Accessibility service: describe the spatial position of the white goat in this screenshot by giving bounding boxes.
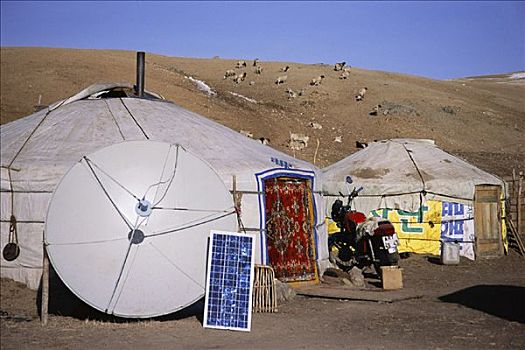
[280,65,290,72]
[224,69,236,79]
[233,72,247,84]
[240,130,254,138]
[289,133,309,150]
[310,75,325,86]
[236,60,247,68]
[308,122,322,129]
[275,75,288,85]
[259,137,270,145]
[369,104,382,115]
[339,68,351,79]
[255,65,263,74]
[286,88,303,99]
[334,61,346,71]
[355,87,368,101]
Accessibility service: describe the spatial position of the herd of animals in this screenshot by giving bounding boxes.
[221,58,377,150]
[223,58,367,102]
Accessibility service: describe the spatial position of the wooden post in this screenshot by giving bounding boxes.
[41,245,49,326]
[313,139,320,165]
[512,169,517,228]
[232,175,241,233]
[518,173,523,235]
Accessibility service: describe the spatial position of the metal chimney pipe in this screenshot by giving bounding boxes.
[136,51,145,98]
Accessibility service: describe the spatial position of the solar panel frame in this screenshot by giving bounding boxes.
[203,230,256,332]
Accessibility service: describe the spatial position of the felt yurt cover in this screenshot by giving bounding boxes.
[1,83,328,289]
[323,139,506,260]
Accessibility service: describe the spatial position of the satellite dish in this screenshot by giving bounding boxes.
[45,140,237,318]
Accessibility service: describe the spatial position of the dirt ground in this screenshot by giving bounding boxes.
[1,252,524,349]
[1,47,524,349]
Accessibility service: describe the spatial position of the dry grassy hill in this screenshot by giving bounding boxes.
[1,47,523,176]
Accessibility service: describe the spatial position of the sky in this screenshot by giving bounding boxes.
[1,1,524,80]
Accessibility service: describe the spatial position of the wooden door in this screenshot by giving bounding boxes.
[474,185,503,257]
[264,177,317,282]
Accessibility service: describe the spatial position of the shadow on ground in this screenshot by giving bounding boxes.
[36,266,204,323]
[439,285,525,323]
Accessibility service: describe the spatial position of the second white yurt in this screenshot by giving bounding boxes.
[323,139,506,260]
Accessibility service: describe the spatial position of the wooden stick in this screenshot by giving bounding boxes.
[507,219,525,255]
[512,169,517,228]
[518,174,523,236]
[313,139,320,165]
[232,175,242,233]
[41,245,49,326]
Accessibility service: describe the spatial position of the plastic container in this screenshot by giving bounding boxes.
[440,240,460,265]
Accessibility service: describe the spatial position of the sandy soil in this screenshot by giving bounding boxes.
[1,47,523,176]
[1,252,524,349]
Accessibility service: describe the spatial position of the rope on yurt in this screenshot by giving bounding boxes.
[3,97,70,252]
[104,99,126,140]
[7,98,69,170]
[1,168,20,261]
[119,98,149,140]
[402,143,426,223]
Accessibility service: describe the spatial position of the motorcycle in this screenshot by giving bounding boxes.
[329,185,400,275]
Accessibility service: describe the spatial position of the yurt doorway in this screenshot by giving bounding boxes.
[474,185,503,257]
[263,177,318,282]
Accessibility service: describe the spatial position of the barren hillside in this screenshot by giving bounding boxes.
[1,47,523,176]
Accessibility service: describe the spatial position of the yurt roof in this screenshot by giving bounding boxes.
[1,83,320,193]
[323,139,504,212]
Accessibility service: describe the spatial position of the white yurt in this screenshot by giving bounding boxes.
[1,82,329,289]
[323,139,507,260]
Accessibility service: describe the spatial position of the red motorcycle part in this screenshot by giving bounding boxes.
[373,221,396,236]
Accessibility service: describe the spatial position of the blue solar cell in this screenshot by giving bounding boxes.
[203,231,255,332]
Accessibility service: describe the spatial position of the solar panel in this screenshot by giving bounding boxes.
[203,231,255,331]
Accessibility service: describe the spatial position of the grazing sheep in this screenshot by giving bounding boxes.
[224,69,236,79]
[236,60,247,68]
[334,61,346,71]
[233,72,247,84]
[355,87,368,101]
[289,133,309,150]
[255,65,263,74]
[334,136,342,143]
[286,88,303,99]
[280,65,290,72]
[259,137,270,145]
[369,104,382,116]
[310,75,325,86]
[339,69,351,79]
[253,58,260,66]
[240,130,253,138]
[308,122,322,129]
[275,75,288,85]
[356,141,368,149]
